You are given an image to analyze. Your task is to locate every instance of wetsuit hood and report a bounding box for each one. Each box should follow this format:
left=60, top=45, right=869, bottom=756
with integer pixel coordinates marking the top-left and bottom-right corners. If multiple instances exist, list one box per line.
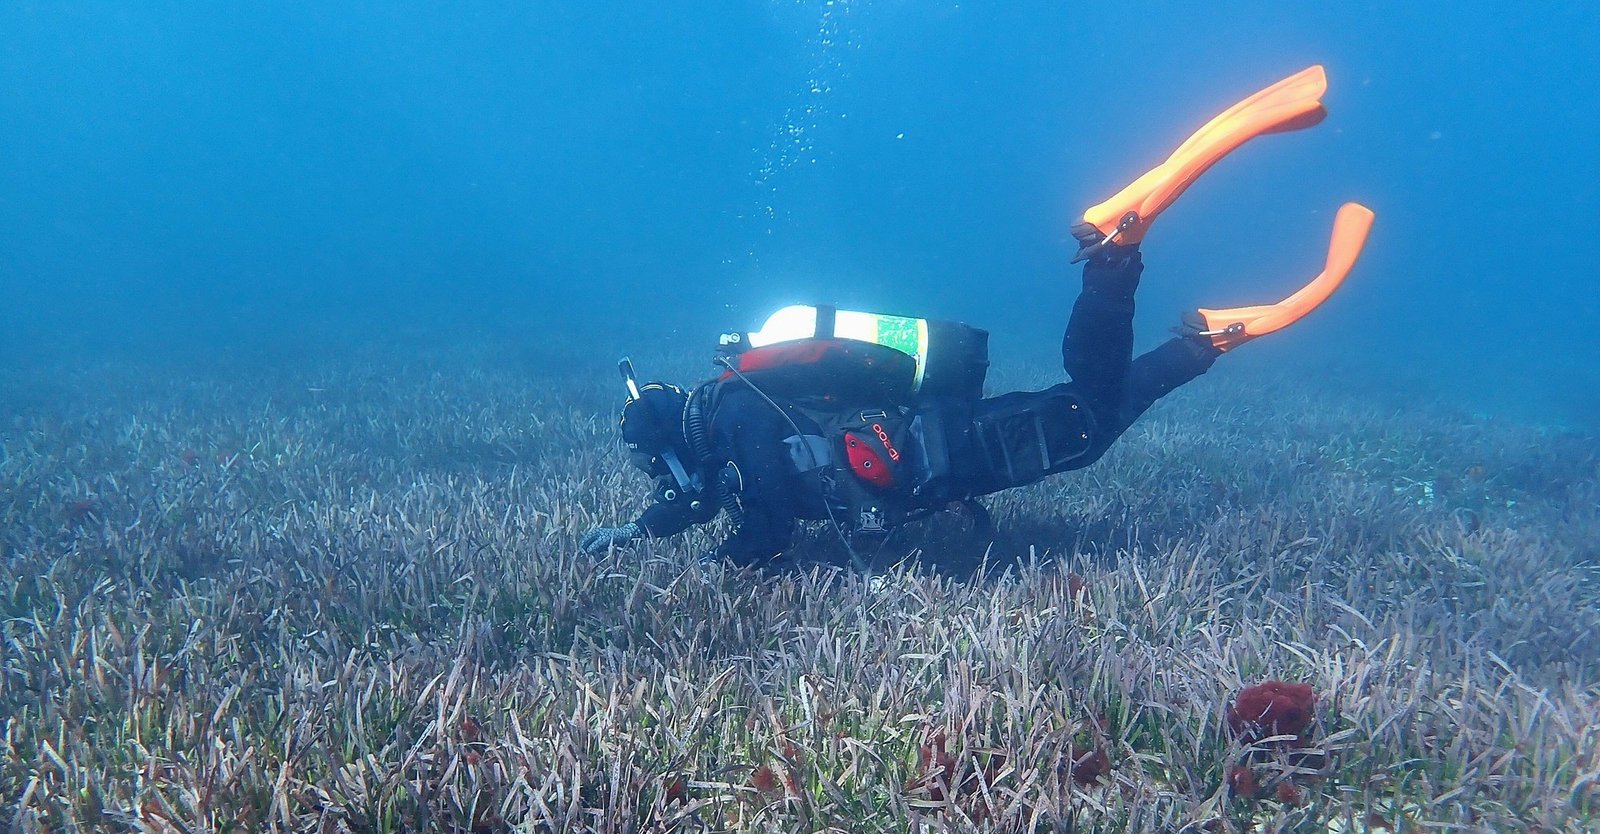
left=620, top=382, right=691, bottom=478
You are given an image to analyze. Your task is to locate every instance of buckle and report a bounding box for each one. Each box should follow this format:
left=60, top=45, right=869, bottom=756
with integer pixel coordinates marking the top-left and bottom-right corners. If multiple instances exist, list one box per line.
left=1193, top=322, right=1246, bottom=338
left=1071, top=211, right=1140, bottom=263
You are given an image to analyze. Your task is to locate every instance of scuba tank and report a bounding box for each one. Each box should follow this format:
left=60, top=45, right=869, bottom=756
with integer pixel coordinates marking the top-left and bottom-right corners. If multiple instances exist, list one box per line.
left=718, top=304, right=989, bottom=402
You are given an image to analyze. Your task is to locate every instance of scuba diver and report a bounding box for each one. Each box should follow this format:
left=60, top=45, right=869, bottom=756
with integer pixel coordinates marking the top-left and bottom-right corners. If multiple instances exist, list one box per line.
left=580, top=66, right=1375, bottom=567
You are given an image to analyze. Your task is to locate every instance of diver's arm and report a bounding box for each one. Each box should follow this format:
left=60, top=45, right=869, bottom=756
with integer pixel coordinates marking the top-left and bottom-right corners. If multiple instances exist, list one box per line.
left=708, top=403, right=800, bottom=563
left=583, top=479, right=717, bottom=553
left=634, top=485, right=718, bottom=539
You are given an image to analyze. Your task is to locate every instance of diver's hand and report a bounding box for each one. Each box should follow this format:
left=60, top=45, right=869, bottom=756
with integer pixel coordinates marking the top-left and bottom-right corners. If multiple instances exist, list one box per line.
left=580, top=522, right=641, bottom=554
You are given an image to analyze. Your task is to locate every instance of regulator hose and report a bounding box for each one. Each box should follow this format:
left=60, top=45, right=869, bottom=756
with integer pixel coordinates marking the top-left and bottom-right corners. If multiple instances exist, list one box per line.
left=684, top=382, right=745, bottom=529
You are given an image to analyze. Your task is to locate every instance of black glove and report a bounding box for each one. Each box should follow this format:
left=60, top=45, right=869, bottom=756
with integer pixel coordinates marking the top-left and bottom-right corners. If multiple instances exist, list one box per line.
left=580, top=522, right=641, bottom=554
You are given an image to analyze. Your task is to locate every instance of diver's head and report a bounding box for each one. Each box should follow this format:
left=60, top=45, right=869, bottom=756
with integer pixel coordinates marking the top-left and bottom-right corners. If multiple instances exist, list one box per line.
left=620, top=381, right=689, bottom=476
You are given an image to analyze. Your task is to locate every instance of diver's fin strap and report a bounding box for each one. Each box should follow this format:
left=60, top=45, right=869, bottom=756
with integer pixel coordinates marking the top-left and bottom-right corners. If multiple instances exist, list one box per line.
left=1070, top=212, right=1140, bottom=263
left=1195, top=325, right=1241, bottom=338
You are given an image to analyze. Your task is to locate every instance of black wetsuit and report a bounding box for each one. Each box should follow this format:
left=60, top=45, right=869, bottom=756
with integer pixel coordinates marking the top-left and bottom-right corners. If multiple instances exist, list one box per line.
left=633, top=387, right=824, bottom=560
left=631, top=248, right=1221, bottom=562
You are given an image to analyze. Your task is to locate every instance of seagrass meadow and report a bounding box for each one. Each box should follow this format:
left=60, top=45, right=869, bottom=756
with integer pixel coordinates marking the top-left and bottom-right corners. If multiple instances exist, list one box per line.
left=2, top=347, right=1597, bottom=834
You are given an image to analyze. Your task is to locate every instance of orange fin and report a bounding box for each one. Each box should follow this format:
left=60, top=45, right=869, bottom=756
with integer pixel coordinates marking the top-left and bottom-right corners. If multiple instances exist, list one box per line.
left=1077, top=66, right=1329, bottom=253
left=1195, top=202, right=1376, bottom=351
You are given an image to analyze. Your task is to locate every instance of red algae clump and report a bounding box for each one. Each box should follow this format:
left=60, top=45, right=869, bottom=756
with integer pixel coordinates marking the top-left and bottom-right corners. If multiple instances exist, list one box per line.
left=750, top=764, right=781, bottom=796
left=1227, top=765, right=1260, bottom=798
left=1066, top=744, right=1110, bottom=786
left=64, top=499, right=96, bottom=521
left=1227, top=680, right=1316, bottom=744
left=914, top=731, right=965, bottom=801
left=663, top=775, right=688, bottom=805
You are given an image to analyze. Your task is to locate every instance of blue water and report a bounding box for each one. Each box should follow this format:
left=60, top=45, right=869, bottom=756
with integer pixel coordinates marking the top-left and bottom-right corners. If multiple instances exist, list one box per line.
left=3, top=2, right=1596, bottom=425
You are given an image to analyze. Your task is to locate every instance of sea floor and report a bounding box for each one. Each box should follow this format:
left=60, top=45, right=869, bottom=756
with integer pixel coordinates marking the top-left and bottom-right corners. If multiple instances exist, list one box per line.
left=2, top=346, right=1596, bottom=833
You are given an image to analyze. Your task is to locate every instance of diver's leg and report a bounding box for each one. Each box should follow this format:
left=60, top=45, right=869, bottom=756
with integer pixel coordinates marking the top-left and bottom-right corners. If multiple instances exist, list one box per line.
left=1054, top=334, right=1219, bottom=468
left=1113, top=336, right=1221, bottom=432
left=1076, top=202, right=1373, bottom=443
left=1062, top=245, right=1142, bottom=413
left=1082, top=203, right=1373, bottom=444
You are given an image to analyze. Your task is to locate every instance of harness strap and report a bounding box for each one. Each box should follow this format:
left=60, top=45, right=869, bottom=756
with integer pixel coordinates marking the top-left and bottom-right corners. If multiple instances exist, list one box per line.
left=814, top=304, right=837, bottom=339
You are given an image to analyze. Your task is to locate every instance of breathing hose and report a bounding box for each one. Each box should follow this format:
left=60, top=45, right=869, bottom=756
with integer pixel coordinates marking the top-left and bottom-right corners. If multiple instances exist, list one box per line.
left=684, top=383, right=745, bottom=530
